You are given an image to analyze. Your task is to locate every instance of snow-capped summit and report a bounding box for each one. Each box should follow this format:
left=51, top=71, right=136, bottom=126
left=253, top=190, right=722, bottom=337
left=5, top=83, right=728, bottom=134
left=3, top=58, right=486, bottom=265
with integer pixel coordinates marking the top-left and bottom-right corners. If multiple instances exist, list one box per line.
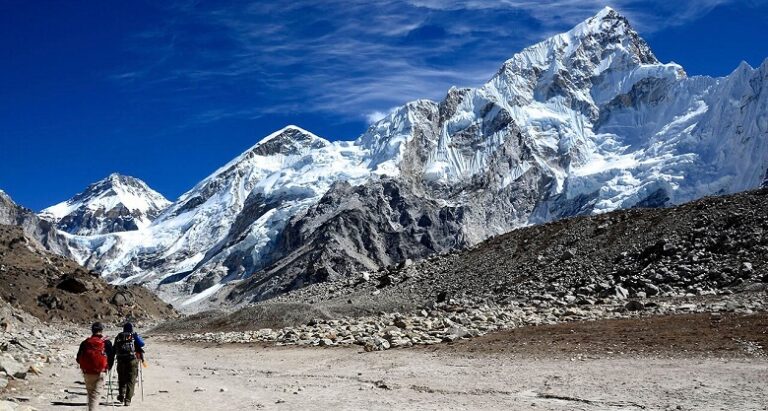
left=251, top=125, right=328, bottom=156
left=41, top=7, right=768, bottom=311
left=39, top=173, right=171, bottom=235
left=59, top=125, right=373, bottom=297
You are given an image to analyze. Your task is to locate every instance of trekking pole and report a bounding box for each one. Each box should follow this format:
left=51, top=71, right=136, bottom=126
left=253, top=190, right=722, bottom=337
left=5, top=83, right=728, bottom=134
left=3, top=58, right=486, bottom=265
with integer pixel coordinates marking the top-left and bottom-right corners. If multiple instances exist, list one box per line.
left=107, top=369, right=114, bottom=409
left=139, top=360, right=144, bottom=402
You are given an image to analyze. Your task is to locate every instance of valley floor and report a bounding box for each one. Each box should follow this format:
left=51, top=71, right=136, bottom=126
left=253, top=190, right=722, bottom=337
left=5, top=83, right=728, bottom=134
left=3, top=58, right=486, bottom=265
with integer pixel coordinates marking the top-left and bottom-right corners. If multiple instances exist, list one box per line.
left=9, top=313, right=768, bottom=411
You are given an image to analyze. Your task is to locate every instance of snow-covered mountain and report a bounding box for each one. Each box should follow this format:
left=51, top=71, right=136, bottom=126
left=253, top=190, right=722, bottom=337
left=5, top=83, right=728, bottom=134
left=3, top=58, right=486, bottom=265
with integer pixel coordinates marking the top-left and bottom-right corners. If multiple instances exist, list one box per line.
left=39, top=173, right=171, bottom=236
left=41, top=7, right=768, bottom=310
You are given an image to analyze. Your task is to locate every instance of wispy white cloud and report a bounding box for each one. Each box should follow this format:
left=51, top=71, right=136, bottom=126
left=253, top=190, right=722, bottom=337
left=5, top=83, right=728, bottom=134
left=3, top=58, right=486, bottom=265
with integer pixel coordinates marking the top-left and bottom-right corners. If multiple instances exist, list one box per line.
left=113, top=0, right=738, bottom=126
left=366, top=111, right=388, bottom=124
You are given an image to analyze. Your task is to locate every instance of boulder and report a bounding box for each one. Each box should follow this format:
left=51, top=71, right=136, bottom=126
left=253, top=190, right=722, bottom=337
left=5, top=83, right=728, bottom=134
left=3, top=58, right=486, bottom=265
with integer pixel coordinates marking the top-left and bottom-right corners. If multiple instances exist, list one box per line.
left=364, top=337, right=390, bottom=352
left=393, top=317, right=412, bottom=329
left=644, top=284, right=660, bottom=297
left=442, top=334, right=460, bottom=342
left=561, top=249, right=576, bottom=260
left=445, top=326, right=471, bottom=338
left=36, top=294, right=61, bottom=310
left=55, top=276, right=91, bottom=294
left=624, top=300, right=645, bottom=312
left=110, top=290, right=135, bottom=307
left=602, top=285, right=629, bottom=300
left=0, top=356, right=26, bottom=379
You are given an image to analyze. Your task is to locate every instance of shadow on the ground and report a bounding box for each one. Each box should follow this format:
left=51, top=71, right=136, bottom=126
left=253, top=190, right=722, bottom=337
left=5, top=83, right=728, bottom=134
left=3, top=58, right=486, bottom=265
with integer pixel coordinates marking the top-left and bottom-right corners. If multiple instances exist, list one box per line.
left=50, top=401, right=121, bottom=407
left=50, top=401, right=87, bottom=407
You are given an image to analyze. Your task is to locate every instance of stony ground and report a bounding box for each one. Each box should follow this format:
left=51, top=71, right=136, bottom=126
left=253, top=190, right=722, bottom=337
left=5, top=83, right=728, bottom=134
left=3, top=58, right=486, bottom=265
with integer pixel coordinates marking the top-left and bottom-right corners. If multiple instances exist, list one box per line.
left=5, top=313, right=768, bottom=411
left=161, top=291, right=766, bottom=351
left=0, top=297, right=79, bottom=409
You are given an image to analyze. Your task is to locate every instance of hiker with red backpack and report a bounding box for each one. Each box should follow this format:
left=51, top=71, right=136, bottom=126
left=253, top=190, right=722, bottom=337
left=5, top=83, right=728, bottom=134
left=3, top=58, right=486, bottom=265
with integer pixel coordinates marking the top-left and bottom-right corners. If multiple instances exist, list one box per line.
left=76, top=322, right=115, bottom=410
left=114, top=322, right=145, bottom=407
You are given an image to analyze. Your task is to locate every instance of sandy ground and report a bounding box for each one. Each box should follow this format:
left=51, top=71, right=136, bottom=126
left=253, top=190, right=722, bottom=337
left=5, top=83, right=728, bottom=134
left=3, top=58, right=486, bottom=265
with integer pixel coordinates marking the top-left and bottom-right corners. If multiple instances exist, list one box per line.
left=11, top=314, right=768, bottom=411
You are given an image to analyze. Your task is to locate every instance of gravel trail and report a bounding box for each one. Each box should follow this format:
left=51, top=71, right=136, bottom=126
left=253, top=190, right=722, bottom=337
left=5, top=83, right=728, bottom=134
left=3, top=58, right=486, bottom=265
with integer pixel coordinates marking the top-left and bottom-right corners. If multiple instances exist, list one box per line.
left=11, top=318, right=768, bottom=411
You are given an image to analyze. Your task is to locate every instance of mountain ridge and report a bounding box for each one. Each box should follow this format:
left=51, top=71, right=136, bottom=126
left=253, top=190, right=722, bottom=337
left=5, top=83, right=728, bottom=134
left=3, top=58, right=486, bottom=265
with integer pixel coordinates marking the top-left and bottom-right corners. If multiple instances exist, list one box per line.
left=16, top=7, right=768, bottom=311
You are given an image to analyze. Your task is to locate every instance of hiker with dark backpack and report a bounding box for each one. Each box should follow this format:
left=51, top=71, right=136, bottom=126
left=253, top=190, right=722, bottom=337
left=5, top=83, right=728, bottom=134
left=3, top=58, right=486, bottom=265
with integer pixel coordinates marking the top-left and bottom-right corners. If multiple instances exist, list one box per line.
left=114, top=322, right=145, bottom=406
left=76, top=322, right=114, bottom=410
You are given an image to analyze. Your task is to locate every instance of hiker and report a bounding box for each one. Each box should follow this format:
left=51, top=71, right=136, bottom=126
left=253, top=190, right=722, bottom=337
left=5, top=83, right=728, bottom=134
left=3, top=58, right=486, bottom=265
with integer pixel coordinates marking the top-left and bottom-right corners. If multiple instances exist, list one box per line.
left=76, top=322, right=114, bottom=411
left=114, top=322, right=145, bottom=406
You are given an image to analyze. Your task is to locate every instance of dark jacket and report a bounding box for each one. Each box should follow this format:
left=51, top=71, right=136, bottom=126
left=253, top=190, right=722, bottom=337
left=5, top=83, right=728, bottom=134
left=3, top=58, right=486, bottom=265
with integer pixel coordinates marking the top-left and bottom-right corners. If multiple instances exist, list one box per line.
left=76, top=335, right=115, bottom=370
left=114, top=332, right=145, bottom=362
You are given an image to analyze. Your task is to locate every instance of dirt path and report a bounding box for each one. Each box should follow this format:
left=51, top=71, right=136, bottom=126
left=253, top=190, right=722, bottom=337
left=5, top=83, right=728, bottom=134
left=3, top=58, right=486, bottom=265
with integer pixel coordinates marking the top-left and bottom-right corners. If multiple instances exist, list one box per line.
left=12, top=341, right=767, bottom=410
left=8, top=314, right=768, bottom=410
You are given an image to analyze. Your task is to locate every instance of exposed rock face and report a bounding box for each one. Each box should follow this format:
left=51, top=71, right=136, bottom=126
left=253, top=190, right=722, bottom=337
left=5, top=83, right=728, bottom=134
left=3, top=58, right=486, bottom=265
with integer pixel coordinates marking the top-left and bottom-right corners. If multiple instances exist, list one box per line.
left=268, top=188, right=768, bottom=310
left=24, top=7, right=768, bottom=310
left=227, top=178, right=467, bottom=302
left=0, top=191, right=71, bottom=258
left=39, top=173, right=170, bottom=236
left=252, top=127, right=329, bottom=156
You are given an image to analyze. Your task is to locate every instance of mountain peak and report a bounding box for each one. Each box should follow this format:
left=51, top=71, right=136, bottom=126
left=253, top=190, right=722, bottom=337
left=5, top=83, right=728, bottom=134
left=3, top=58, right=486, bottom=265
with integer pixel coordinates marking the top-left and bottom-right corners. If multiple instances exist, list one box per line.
left=39, top=174, right=170, bottom=235
left=107, top=172, right=127, bottom=182
left=494, top=5, right=657, bottom=100
left=256, top=124, right=321, bottom=144
left=574, top=6, right=629, bottom=35
left=594, top=6, right=619, bottom=20
left=251, top=125, right=329, bottom=156
left=102, top=172, right=151, bottom=188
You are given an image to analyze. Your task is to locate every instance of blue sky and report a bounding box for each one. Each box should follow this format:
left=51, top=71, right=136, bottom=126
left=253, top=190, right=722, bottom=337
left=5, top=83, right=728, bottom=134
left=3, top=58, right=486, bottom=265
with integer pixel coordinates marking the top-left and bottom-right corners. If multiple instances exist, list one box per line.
left=1, top=0, right=767, bottom=210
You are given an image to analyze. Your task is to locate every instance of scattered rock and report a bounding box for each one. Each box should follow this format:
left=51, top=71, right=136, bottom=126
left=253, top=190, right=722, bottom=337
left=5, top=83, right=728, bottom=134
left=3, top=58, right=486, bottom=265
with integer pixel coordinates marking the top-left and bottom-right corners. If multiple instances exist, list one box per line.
left=373, top=380, right=391, bottom=390
left=624, top=301, right=645, bottom=312
left=0, top=356, right=26, bottom=379
left=364, top=337, right=390, bottom=352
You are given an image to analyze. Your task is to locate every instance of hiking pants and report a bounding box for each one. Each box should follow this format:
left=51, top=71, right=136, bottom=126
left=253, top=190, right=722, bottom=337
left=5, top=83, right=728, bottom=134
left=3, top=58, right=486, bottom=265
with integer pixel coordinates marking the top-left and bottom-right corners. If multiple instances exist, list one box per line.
left=83, top=372, right=105, bottom=410
left=117, top=358, right=139, bottom=402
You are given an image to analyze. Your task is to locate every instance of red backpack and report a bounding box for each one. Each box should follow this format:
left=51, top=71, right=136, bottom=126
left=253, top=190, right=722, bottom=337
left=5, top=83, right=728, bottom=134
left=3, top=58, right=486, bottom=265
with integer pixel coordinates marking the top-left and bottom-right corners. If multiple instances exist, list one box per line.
left=78, top=336, right=108, bottom=374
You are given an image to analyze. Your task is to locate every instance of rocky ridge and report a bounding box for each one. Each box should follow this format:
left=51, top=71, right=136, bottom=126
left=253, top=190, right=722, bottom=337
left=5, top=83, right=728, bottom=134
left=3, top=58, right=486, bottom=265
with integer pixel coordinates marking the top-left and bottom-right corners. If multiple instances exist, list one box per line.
left=0, top=192, right=70, bottom=259
left=264, top=188, right=768, bottom=308
left=163, top=188, right=768, bottom=349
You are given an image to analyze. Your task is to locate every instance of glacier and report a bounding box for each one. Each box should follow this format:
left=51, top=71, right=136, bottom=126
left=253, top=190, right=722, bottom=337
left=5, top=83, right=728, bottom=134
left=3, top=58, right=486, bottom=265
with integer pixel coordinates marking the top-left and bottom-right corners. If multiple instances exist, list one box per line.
left=35, top=7, right=768, bottom=310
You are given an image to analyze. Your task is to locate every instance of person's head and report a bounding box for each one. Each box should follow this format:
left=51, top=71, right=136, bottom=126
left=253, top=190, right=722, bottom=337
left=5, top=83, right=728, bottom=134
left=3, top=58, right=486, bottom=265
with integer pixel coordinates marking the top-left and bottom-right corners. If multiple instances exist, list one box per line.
left=91, top=322, right=104, bottom=335
left=123, top=322, right=133, bottom=333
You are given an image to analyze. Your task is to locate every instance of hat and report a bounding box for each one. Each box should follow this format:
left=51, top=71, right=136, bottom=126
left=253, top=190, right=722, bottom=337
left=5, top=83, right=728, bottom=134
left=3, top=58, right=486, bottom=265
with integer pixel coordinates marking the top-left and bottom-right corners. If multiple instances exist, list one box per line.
left=123, top=322, right=133, bottom=333
left=91, top=322, right=104, bottom=334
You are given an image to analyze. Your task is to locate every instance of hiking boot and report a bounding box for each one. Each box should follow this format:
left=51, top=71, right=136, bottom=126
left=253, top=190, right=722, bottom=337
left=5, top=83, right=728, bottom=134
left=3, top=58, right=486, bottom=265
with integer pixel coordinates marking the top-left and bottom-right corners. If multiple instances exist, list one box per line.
left=117, top=395, right=123, bottom=402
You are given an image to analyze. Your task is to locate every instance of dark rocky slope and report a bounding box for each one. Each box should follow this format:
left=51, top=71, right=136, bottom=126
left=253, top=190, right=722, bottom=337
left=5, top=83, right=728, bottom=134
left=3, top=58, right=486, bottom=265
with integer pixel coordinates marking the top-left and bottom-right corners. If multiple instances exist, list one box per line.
left=0, top=191, right=71, bottom=258
left=263, top=188, right=768, bottom=307
left=0, top=224, right=177, bottom=323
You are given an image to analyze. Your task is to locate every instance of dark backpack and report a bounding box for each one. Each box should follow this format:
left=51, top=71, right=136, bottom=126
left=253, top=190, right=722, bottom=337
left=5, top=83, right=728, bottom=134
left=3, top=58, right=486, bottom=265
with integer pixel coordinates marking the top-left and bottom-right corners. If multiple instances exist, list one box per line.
left=79, top=336, right=108, bottom=374
left=115, top=332, right=136, bottom=359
